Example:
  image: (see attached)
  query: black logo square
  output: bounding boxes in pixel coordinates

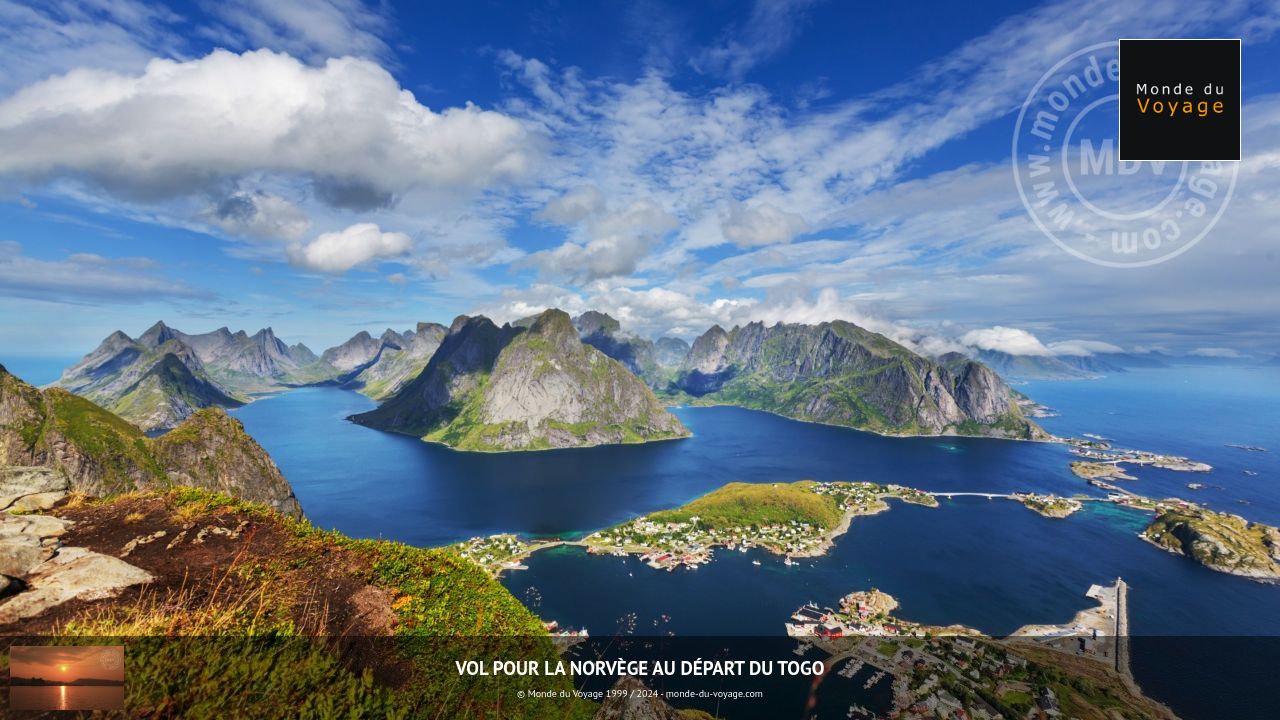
[1119,39,1240,161]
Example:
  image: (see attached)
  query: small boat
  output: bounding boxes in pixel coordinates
[752,560,761,566]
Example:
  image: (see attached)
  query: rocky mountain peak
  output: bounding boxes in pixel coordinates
[353,310,687,451]
[138,321,178,349]
[574,310,621,337]
[527,308,577,341]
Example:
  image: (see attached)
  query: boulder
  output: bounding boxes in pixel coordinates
[0,466,69,512]
[0,546,153,624]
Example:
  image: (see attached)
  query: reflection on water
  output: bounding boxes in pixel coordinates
[10,684,124,710]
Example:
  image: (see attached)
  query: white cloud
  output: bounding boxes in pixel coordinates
[1046,339,1125,357]
[0,0,185,96]
[960,326,1052,356]
[203,191,311,241]
[720,202,810,247]
[288,223,412,273]
[0,49,537,206]
[476,283,967,357]
[199,0,394,65]
[539,186,606,224]
[0,241,208,303]
[1189,347,1242,358]
[526,198,677,282]
[691,0,821,78]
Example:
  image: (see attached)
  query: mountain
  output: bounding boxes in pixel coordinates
[326,323,449,400]
[671,322,1044,439]
[654,337,691,367]
[1,365,301,517]
[974,349,1103,381]
[572,311,688,389]
[352,309,689,451]
[320,330,383,371]
[52,322,338,431]
[171,325,336,392]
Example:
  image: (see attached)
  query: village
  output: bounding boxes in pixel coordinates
[584,481,941,571]
[782,582,1139,719]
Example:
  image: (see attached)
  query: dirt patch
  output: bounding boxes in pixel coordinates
[0,493,405,681]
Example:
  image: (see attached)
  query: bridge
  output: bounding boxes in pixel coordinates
[931,492,1017,500]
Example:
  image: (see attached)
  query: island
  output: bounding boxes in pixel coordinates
[1069,462,1136,481]
[582,481,938,569]
[1014,493,1083,518]
[1143,506,1280,582]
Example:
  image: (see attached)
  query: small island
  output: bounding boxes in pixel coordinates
[582,481,938,569]
[1143,506,1280,583]
[1070,461,1136,481]
[1014,493,1083,518]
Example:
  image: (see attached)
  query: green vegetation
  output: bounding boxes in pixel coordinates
[45,388,168,493]
[1144,506,1280,579]
[672,319,1042,440]
[647,481,843,530]
[45,488,593,720]
[361,310,688,452]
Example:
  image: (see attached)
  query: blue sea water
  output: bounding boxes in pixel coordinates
[225,365,1280,719]
[0,355,79,387]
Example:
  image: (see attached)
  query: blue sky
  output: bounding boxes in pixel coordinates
[1,0,1279,362]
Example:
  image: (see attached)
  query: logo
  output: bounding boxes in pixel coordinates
[1013,42,1237,268]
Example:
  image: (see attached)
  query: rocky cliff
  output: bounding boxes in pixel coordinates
[573,311,685,389]
[353,310,689,451]
[673,321,1043,439]
[1,365,301,518]
[1144,507,1280,582]
[327,322,448,400]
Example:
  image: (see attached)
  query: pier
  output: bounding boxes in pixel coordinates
[1115,577,1130,678]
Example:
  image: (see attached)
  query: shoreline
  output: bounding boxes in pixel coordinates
[673,400,1061,445]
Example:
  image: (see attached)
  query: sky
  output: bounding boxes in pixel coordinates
[1,0,1278,362]
[10,645,124,682]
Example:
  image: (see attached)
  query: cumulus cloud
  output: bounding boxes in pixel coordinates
[720,202,810,247]
[0,49,537,206]
[203,191,311,241]
[960,326,1052,356]
[526,199,677,282]
[539,186,606,224]
[288,223,412,273]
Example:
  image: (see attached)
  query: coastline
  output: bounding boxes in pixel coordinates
[674,399,1061,444]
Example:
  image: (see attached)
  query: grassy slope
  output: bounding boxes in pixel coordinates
[646,480,844,530]
[423,315,686,451]
[44,388,168,493]
[34,488,592,720]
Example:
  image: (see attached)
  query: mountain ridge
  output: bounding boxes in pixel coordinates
[1,364,301,518]
[352,309,689,451]
[672,320,1044,439]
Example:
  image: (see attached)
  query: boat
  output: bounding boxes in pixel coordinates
[752,559,761,566]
